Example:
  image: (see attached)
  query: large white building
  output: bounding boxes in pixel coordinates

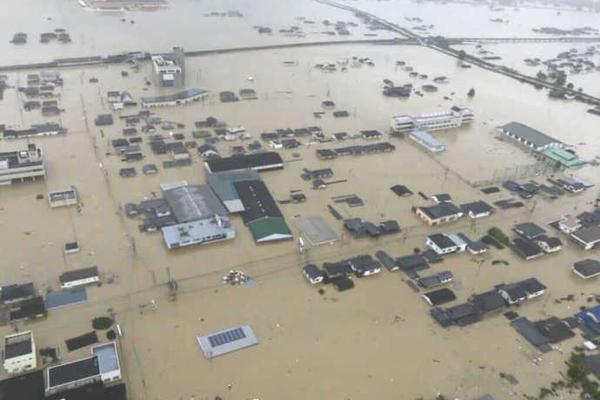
[151,47,184,87]
[0,144,46,185]
[3,331,36,375]
[391,106,474,135]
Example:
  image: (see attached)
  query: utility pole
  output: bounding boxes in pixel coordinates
[166,267,178,301]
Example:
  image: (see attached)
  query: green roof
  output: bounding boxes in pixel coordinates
[207,170,261,202]
[248,217,292,243]
[542,147,586,168]
[502,122,560,149]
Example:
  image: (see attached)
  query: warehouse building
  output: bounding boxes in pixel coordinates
[204,152,284,173]
[162,184,226,223]
[499,122,562,152]
[206,170,261,213]
[234,180,292,243]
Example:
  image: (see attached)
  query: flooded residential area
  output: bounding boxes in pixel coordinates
[1,1,600,400]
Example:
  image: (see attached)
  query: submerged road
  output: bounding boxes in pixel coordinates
[0,38,411,72]
[1,34,600,73]
[315,0,600,105]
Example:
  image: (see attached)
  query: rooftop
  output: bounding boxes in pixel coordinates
[196,325,258,359]
[0,370,44,400]
[205,152,283,173]
[163,184,226,223]
[141,88,207,105]
[47,356,100,389]
[91,342,120,378]
[513,222,546,239]
[4,331,33,359]
[573,259,600,278]
[542,147,586,167]
[417,202,463,220]
[234,180,283,224]
[206,170,261,211]
[59,266,99,284]
[501,121,560,149]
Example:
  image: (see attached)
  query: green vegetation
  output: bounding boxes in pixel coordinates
[529,349,600,400]
[488,227,510,246]
[106,330,117,340]
[92,316,114,330]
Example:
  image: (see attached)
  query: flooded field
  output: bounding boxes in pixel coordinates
[1,1,600,399]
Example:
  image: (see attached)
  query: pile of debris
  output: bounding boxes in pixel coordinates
[223,270,251,286]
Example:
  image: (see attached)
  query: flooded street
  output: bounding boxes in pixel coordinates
[1,1,600,399]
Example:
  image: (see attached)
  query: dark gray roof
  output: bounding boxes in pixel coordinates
[513,222,546,239]
[471,290,505,313]
[573,259,600,278]
[461,200,493,215]
[536,235,562,248]
[5,336,32,359]
[518,278,546,294]
[396,254,428,271]
[511,317,551,352]
[512,238,544,260]
[48,356,100,388]
[534,317,574,343]
[572,225,600,244]
[448,303,482,326]
[496,282,527,301]
[59,266,98,284]
[428,233,456,250]
[234,180,283,224]
[418,202,462,220]
[163,184,226,223]
[418,271,453,289]
[0,370,44,400]
[205,152,283,173]
[9,297,46,321]
[423,288,456,306]
[431,193,451,203]
[1,283,34,302]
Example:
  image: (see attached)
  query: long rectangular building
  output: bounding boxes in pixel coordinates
[233,180,293,243]
[0,144,45,185]
[499,122,562,152]
[141,88,207,108]
[204,152,284,174]
[161,216,235,249]
[409,130,445,152]
[391,106,473,135]
[46,356,102,395]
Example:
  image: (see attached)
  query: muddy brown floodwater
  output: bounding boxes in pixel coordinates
[1,1,600,399]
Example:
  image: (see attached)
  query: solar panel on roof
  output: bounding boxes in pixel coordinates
[208,327,246,347]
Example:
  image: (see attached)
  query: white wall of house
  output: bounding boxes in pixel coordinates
[61,276,99,289]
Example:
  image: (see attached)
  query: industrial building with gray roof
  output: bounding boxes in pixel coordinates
[163,184,226,223]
